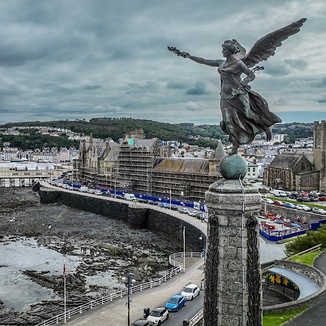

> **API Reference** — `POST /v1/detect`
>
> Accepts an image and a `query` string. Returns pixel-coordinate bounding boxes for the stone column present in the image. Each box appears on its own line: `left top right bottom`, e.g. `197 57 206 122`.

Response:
204 178 262 326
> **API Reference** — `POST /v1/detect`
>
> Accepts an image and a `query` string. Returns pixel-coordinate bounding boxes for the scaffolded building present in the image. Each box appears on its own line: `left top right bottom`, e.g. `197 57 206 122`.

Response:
74 130 225 201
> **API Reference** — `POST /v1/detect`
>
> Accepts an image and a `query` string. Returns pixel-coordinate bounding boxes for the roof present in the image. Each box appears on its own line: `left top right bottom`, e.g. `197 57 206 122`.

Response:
124 138 157 148
153 158 209 174
269 153 307 170
210 140 226 160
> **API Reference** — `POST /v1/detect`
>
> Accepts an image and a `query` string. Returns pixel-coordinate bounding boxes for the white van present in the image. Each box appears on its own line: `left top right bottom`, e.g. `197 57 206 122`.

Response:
270 189 287 197
124 193 136 201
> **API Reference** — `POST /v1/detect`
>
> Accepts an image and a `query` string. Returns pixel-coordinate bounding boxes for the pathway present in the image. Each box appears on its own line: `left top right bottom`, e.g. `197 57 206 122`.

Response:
65 257 204 325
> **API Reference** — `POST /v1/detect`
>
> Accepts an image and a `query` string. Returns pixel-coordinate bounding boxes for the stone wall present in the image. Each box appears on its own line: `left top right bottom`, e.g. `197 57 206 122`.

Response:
38 188 203 251
262 203 325 223
263 259 326 313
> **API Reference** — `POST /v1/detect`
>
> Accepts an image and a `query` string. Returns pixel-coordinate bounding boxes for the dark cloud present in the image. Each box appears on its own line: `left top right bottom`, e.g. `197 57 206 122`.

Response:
186 82 210 95
0 1 324 125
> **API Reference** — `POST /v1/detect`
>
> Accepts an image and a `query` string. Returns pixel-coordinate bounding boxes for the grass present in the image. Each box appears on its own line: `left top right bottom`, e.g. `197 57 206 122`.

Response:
265 196 325 209
288 249 324 265
263 306 307 326
262 249 325 324
277 235 305 244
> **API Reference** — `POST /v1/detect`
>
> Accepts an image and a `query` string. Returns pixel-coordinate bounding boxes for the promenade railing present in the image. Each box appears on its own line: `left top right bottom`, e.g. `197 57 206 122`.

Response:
35 265 182 326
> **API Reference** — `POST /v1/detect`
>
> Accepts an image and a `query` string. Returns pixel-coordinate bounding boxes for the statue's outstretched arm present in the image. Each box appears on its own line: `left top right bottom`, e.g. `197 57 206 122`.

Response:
167 46 220 67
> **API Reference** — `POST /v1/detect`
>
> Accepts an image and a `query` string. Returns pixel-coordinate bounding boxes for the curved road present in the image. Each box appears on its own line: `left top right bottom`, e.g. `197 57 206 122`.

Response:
284 251 326 326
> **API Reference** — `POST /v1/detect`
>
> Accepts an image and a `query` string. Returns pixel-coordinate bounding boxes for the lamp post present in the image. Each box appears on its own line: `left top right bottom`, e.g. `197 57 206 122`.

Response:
199 235 206 261
169 189 172 209
122 273 136 326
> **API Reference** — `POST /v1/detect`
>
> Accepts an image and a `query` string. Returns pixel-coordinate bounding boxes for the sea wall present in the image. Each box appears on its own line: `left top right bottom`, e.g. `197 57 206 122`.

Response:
39 188 203 251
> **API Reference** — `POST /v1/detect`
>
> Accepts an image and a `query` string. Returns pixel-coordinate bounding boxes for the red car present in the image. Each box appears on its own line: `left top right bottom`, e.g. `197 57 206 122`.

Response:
318 196 326 201
273 201 283 206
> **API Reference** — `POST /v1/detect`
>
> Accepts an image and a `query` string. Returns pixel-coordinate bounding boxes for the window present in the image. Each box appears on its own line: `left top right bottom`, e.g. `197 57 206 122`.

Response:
301 162 305 171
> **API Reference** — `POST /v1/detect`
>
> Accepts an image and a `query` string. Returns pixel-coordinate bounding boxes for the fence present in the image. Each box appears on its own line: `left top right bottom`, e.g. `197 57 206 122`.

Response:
169 251 202 271
35 265 182 326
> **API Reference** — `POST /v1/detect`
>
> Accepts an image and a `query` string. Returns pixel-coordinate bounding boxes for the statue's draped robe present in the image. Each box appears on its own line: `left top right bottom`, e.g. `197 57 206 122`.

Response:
218 63 281 146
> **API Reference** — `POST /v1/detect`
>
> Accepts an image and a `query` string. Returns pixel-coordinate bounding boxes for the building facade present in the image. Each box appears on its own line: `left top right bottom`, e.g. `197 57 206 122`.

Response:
74 130 224 201
264 120 326 192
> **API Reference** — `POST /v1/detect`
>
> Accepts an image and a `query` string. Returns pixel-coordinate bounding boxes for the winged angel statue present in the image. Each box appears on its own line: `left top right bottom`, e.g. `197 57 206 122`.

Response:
168 18 306 154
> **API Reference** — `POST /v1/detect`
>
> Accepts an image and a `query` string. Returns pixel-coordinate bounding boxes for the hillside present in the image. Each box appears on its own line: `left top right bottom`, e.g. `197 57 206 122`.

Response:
0 118 313 150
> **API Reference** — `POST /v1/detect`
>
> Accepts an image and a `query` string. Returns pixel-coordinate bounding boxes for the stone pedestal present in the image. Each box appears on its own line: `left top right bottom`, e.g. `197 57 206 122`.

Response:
204 179 262 326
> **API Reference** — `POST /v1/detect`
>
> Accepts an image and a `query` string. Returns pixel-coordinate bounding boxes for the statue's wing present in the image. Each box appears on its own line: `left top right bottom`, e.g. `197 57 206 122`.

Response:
242 18 306 68
231 39 247 60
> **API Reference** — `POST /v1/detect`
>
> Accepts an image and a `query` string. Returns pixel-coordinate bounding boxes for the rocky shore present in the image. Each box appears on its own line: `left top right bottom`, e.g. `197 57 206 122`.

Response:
0 187 181 325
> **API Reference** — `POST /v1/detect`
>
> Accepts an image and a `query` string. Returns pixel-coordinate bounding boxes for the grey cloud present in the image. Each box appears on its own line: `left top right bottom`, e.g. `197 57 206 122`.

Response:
0 1 324 125
186 82 209 96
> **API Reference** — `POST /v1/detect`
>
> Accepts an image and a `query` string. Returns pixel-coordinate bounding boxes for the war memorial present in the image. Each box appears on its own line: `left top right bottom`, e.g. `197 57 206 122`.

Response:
169 18 306 325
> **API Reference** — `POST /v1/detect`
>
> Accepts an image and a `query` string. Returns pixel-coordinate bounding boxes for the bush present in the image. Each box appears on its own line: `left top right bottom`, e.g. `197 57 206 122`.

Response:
285 225 326 256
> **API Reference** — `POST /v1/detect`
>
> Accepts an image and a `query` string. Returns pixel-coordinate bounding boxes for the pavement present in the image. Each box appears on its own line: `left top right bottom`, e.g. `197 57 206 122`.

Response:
65 257 204 326
284 250 326 326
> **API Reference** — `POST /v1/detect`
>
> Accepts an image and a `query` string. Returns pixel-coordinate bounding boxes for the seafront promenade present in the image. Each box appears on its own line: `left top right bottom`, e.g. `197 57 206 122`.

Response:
65 257 204 325
37 183 287 325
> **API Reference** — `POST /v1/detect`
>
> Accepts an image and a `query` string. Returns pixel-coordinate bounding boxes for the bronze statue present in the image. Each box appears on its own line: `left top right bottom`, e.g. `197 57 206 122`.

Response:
168 18 306 154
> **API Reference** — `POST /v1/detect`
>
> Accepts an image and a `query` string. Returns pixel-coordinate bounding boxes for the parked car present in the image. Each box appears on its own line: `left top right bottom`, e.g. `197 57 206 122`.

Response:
297 196 310 202
148 200 159 205
296 204 311 211
165 294 186 312
283 202 296 209
273 201 283 206
178 207 189 214
180 283 200 300
318 196 326 201
187 209 197 217
270 189 287 197
147 307 169 325
137 198 148 203
87 188 96 194
196 212 206 220
132 320 150 326
312 208 324 214
124 193 137 201
261 198 274 204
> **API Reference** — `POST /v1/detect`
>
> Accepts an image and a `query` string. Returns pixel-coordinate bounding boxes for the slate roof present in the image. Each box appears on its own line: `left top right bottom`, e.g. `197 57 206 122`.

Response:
210 140 226 160
153 158 209 174
269 153 305 170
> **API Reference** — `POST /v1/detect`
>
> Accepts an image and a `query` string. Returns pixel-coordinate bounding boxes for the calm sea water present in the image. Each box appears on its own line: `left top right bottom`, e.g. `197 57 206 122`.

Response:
0 237 80 311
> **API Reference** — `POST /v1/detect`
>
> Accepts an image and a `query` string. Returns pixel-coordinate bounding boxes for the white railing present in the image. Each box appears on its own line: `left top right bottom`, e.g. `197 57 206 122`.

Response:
35 265 181 326
189 308 204 325
169 251 202 271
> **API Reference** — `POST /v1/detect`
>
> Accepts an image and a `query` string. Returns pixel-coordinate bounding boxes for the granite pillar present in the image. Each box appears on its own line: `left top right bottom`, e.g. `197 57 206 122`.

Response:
204 178 262 326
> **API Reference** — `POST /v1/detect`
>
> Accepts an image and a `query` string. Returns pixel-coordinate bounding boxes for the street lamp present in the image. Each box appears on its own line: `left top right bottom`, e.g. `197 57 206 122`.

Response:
169 189 172 209
199 235 206 261
122 273 136 326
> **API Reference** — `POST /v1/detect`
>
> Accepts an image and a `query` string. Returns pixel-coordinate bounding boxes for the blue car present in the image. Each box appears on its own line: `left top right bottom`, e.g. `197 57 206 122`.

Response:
165 294 186 312
283 202 296 209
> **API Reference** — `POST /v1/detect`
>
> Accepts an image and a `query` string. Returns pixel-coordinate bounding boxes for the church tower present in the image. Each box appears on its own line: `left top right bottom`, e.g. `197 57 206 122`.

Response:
313 120 326 191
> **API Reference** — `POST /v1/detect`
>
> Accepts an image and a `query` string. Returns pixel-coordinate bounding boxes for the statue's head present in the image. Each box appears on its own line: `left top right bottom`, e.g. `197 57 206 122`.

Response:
222 40 240 55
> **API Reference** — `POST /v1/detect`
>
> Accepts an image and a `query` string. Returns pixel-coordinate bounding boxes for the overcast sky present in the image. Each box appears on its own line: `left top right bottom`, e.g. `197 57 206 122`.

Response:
0 0 325 125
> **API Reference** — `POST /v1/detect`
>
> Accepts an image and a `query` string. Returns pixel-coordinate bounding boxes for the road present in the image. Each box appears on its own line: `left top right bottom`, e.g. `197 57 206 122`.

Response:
163 295 203 325
284 250 326 326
